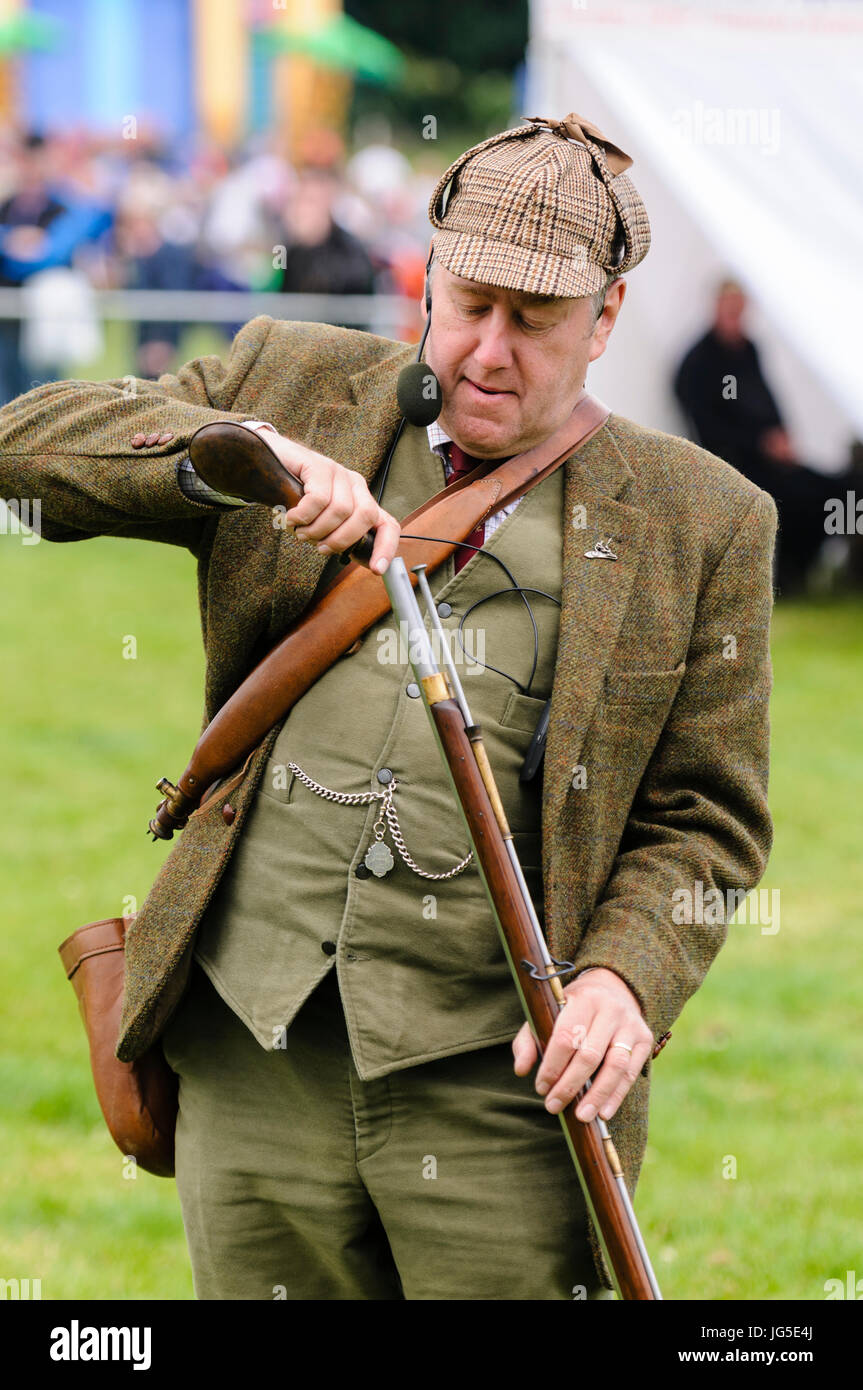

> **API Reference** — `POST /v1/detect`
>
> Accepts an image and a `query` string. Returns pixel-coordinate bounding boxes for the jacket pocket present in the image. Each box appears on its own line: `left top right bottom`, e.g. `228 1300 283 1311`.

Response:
602 663 686 705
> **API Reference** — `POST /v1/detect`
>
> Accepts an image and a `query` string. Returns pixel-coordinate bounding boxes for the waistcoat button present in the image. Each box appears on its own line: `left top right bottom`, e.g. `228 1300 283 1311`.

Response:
321 940 337 955
437 601 453 618
222 803 235 825
376 767 393 784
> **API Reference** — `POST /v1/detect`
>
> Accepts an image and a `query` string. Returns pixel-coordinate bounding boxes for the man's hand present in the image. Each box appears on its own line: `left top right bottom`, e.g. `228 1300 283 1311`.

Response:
512 968 653 1123
240 421 401 575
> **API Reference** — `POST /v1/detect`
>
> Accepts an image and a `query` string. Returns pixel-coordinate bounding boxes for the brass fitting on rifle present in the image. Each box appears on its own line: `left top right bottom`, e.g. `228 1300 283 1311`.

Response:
148 777 194 841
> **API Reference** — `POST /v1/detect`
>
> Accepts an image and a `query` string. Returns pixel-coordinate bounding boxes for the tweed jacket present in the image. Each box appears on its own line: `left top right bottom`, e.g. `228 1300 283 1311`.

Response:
0 314 776 1215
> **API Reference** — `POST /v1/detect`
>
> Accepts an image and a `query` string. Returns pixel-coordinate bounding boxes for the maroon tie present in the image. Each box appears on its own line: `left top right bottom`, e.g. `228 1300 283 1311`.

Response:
447 442 490 573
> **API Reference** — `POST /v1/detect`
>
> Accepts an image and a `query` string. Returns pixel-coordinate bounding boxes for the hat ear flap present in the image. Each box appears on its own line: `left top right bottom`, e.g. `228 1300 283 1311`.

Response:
602 171 651 275
578 137 651 276
438 175 456 220
427 122 536 229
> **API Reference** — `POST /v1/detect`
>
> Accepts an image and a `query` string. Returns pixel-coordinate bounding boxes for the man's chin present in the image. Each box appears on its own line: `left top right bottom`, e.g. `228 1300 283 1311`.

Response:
440 407 524 459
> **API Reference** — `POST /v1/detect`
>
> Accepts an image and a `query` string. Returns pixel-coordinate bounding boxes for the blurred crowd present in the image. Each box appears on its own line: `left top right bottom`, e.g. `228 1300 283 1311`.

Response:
1 125 859 594
0 122 432 396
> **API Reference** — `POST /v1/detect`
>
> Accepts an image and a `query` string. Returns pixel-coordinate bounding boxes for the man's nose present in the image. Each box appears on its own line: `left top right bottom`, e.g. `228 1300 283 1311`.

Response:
472 309 515 372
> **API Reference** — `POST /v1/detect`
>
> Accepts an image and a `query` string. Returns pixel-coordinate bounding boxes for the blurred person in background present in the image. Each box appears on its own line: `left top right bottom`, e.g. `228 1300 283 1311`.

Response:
276 162 376 320
0 130 111 401
673 279 848 595
113 168 201 380
201 135 293 292
113 164 247 379
346 141 427 341
0 132 75 402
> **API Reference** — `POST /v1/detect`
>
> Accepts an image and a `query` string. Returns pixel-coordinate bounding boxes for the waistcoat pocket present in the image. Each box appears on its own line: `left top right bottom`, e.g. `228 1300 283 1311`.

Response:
257 755 296 804
499 689 549 734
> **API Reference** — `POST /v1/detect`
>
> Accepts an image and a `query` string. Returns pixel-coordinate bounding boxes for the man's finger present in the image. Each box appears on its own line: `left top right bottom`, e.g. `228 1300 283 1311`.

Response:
292 469 356 544
575 1038 653 1121
541 1017 617 1114
534 1000 596 1095
369 510 402 574
512 1021 537 1075
283 467 334 528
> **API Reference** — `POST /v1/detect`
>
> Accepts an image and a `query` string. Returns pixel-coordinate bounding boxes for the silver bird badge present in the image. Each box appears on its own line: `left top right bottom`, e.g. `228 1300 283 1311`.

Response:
584 537 618 560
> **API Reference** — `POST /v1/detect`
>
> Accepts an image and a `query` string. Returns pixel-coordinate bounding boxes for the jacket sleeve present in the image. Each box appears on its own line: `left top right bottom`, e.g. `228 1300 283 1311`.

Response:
0 313 276 550
570 487 778 1045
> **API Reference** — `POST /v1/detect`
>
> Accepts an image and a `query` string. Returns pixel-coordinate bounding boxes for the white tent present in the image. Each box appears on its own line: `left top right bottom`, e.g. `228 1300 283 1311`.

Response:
526 0 863 470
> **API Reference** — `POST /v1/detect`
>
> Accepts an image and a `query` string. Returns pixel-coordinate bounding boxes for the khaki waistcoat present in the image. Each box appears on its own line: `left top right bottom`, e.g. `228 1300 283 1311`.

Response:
193 421 565 1079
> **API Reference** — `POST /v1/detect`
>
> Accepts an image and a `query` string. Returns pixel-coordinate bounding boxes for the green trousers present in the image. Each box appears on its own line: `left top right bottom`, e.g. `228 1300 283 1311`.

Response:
161 962 614 1301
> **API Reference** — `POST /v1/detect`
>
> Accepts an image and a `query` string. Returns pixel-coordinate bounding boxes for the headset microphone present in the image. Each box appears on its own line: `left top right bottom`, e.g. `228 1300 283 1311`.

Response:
396 359 442 427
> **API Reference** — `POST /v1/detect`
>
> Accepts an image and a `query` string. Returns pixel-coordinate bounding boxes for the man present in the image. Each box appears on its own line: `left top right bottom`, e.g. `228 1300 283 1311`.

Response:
277 164 376 308
673 278 833 593
0 130 111 403
0 113 775 1300
0 132 70 404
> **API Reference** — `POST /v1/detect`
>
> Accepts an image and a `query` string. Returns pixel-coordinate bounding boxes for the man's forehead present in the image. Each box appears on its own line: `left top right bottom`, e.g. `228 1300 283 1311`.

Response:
444 268 570 308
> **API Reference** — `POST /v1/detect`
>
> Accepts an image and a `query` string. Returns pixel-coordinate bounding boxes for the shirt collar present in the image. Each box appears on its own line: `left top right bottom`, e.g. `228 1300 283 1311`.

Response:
426 419 452 457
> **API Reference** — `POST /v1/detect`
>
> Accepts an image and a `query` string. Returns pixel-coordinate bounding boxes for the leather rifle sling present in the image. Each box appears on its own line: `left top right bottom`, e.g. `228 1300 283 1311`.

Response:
172 394 610 819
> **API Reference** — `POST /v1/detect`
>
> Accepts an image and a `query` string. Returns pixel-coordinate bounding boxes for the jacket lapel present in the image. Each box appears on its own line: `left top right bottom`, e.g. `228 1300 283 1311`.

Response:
542 419 648 867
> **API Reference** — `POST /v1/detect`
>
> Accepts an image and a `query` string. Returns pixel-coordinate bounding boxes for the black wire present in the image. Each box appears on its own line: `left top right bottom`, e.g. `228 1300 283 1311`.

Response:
457 586 560 695
399 532 560 696
373 415 407 507
373 312 432 507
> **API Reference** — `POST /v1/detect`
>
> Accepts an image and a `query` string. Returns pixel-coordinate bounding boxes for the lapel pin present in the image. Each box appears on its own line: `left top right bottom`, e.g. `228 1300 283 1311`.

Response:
584 537 618 560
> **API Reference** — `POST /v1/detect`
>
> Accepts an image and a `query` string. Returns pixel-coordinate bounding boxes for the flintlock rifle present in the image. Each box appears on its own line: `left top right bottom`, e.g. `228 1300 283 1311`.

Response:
382 556 663 1302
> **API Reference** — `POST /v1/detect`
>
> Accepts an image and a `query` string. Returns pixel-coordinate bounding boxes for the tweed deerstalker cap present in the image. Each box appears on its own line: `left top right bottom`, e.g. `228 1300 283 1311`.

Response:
428 112 651 298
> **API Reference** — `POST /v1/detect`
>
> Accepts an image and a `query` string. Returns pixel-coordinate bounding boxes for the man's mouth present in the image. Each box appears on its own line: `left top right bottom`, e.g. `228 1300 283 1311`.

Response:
465 378 514 398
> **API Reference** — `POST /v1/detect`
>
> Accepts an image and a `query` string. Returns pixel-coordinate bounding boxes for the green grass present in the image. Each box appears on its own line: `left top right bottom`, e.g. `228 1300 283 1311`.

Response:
1 527 861 1300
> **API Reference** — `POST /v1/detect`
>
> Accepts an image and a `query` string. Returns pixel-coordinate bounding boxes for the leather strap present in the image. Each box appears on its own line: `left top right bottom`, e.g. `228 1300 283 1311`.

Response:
160 395 611 825
402 391 609 525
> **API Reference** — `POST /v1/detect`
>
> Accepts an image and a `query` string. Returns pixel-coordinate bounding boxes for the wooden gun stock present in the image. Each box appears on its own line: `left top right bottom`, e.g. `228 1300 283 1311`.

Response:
189 420 378 564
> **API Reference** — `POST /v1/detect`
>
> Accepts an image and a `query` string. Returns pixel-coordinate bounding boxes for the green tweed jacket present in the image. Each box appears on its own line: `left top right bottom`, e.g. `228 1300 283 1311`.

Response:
0 314 775 1222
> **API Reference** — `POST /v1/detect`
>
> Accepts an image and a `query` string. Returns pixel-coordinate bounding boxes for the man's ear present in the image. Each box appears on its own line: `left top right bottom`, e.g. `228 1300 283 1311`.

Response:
588 279 626 364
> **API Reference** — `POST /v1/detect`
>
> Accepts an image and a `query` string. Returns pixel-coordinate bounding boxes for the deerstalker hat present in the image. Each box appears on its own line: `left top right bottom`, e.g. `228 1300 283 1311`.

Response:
427 112 651 298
